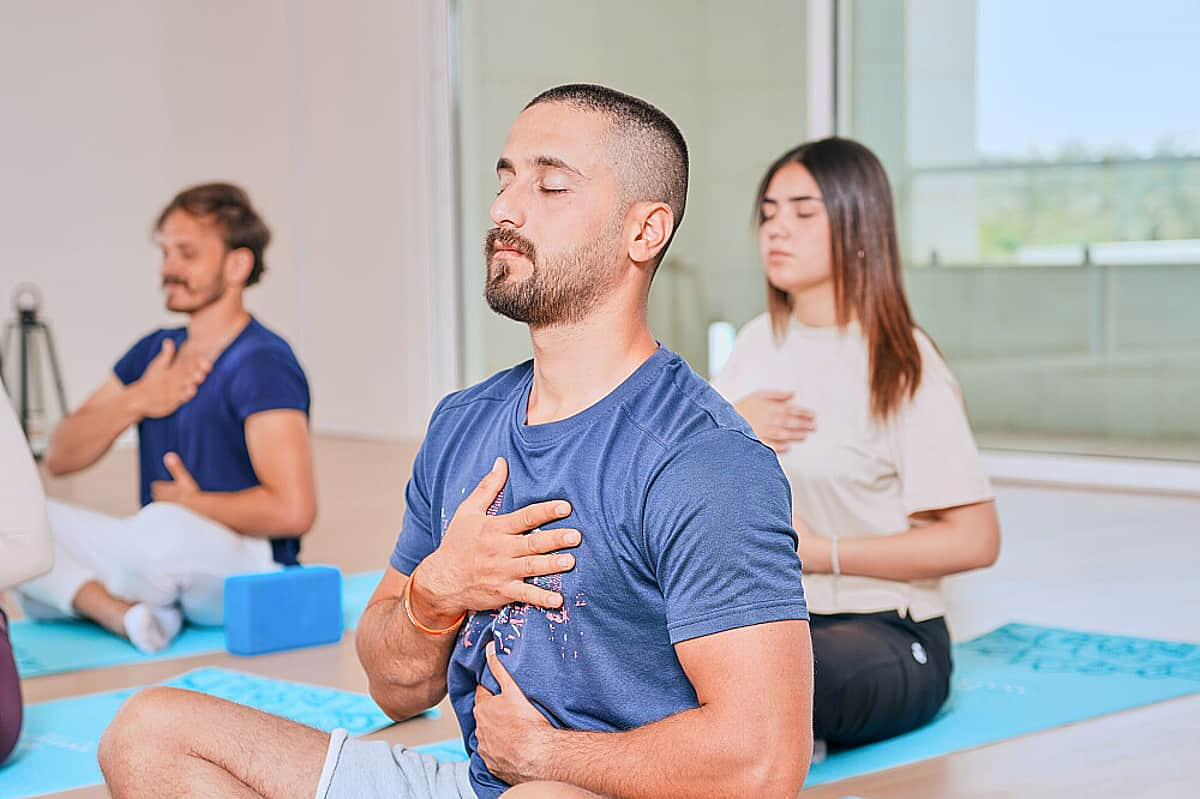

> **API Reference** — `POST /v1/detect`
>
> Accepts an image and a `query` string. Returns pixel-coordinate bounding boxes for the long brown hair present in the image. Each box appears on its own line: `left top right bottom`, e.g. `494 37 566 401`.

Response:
755 137 924 421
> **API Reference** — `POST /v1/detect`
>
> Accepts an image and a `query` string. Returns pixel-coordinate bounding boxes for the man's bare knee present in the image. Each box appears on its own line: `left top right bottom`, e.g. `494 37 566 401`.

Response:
99 686 327 799
98 687 221 777
99 686 185 781
502 781 605 799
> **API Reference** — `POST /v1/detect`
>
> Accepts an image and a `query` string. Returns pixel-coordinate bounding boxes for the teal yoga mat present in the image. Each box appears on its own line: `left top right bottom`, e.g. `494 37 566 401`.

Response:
805 622 1200 786
11 621 227 679
11 569 387 678
416 623 1200 787
0 666 430 799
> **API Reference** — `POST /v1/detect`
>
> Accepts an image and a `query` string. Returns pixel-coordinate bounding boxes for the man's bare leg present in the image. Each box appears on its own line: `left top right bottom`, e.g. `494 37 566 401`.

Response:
502 783 606 798
99 686 328 799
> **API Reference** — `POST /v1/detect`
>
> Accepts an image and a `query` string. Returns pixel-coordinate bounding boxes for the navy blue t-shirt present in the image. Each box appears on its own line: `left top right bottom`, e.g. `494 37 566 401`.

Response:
391 346 808 799
114 317 310 565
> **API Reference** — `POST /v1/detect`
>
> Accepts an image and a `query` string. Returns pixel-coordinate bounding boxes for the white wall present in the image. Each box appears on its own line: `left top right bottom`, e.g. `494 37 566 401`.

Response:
0 0 456 441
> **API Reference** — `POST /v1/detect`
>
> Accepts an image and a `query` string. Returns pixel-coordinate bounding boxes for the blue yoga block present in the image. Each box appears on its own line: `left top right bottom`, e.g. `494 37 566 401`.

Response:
223 565 344 656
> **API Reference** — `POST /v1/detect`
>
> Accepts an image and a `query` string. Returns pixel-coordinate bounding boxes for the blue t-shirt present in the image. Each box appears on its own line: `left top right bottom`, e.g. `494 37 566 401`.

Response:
391 346 808 799
114 317 310 565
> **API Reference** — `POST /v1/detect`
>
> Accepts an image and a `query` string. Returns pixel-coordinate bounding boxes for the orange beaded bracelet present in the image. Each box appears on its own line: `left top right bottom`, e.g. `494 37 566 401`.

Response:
403 567 466 636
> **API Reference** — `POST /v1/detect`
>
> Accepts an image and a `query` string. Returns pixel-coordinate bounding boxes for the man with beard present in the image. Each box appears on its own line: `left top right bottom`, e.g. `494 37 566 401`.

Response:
99 86 812 799
18 184 315 653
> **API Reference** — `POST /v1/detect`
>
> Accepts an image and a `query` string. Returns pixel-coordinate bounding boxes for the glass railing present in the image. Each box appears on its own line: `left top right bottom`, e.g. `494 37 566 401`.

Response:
898 155 1200 268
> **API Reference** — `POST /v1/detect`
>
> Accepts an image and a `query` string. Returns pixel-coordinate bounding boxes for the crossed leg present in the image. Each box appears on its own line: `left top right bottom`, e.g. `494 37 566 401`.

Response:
100 686 608 799
502 783 605 798
99 687 327 799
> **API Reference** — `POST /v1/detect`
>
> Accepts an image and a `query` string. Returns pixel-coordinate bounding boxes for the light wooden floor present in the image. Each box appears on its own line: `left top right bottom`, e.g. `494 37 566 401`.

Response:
9 437 1200 798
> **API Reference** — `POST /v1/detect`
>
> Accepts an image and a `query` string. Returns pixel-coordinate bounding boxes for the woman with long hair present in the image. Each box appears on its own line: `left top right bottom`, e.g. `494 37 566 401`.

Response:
714 137 1001 746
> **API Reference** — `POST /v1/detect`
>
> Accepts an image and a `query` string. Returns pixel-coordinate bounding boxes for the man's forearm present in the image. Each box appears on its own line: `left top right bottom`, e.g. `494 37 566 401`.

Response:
44 389 142 476
524 707 808 799
355 593 457 721
180 487 314 538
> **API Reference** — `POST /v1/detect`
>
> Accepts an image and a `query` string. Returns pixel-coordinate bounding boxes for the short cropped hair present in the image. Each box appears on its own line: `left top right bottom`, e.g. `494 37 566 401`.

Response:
526 84 689 267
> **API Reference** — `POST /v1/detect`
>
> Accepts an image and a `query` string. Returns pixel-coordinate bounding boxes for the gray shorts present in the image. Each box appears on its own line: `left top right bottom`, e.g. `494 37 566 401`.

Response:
315 729 477 799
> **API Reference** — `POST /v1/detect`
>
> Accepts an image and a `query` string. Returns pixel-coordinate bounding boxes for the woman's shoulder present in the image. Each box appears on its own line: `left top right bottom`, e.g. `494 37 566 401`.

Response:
734 312 774 345
912 327 964 396
712 313 775 397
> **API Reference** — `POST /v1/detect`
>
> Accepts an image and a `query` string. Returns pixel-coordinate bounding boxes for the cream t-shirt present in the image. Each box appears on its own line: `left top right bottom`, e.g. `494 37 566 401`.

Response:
0 384 53 589
712 313 993 621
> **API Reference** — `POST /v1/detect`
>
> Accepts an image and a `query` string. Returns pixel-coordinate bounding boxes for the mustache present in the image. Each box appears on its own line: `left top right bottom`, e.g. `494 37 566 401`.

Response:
161 276 188 288
485 227 536 263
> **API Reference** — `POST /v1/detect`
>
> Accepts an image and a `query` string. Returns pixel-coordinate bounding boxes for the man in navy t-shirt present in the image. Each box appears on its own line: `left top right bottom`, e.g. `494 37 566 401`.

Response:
99 87 813 799
19 183 315 654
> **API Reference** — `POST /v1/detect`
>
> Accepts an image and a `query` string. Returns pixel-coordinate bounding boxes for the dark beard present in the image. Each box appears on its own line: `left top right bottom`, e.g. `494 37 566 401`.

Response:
163 275 226 313
483 224 621 328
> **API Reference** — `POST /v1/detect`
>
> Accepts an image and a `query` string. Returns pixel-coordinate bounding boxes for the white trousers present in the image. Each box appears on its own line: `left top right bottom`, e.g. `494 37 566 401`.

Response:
19 500 278 626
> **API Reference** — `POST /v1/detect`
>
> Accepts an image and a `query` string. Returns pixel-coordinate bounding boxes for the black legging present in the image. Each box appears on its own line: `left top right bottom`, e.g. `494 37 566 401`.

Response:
811 610 952 746
1 608 21 764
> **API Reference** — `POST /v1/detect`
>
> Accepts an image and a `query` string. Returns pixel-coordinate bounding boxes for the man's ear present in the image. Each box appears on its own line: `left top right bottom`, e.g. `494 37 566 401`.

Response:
225 247 254 286
627 202 675 267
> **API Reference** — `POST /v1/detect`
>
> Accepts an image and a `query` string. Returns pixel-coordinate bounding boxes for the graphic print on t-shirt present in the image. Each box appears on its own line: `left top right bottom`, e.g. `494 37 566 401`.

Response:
388 347 810 799
452 484 588 659
456 486 504 652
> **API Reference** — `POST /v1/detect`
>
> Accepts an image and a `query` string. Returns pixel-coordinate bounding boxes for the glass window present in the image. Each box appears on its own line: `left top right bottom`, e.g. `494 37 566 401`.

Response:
841 0 1200 460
